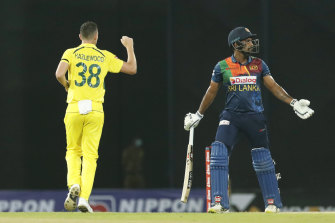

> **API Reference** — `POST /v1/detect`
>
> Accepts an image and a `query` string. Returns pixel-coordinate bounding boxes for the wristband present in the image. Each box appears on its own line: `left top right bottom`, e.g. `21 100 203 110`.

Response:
196 111 204 118
290 99 297 107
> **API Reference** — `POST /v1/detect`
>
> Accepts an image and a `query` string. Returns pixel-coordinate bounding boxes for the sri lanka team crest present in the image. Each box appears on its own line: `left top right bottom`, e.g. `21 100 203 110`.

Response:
230 76 256 85
249 65 258 71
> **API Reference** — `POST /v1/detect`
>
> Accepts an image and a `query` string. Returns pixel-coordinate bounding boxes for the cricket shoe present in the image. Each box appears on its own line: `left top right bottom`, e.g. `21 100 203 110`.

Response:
78 197 93 213
208 204 229 213
265 205 280 213
64 184 80 211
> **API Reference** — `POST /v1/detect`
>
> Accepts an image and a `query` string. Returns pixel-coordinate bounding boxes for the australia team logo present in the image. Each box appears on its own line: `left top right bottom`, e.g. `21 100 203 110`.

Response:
230 76 256 85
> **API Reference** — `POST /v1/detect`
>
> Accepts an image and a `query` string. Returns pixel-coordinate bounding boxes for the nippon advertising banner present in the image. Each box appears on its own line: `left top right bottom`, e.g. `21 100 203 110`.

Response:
0 189 333 212
0 189 256 212
0 189 204 212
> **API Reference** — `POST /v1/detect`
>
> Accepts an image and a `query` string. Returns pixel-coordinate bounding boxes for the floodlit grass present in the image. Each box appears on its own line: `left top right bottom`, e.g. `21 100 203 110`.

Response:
0 212 335 223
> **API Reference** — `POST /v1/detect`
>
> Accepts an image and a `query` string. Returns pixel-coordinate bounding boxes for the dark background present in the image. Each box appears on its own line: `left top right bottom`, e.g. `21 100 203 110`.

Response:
1 0 334 197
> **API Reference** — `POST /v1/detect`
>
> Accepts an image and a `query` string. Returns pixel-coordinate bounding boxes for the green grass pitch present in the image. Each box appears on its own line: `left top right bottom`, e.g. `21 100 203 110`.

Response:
0 212 335 223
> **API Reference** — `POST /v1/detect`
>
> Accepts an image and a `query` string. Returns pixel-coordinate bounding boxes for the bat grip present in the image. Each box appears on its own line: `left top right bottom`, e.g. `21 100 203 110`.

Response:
189 127 194 145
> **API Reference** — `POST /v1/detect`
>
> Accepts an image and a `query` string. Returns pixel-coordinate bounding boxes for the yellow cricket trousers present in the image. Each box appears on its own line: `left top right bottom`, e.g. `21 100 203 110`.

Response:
64 103 104 200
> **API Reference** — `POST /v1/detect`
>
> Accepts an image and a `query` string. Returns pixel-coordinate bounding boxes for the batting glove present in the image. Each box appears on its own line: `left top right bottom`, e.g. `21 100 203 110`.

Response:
290 99 314 119
184 111 204 131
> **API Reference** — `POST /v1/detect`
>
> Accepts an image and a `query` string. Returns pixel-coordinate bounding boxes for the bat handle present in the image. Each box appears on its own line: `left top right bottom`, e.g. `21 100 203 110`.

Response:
189 127 194 146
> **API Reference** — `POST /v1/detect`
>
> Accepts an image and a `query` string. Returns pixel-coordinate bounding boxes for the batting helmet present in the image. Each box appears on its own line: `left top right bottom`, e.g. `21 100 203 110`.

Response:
228 27 259 53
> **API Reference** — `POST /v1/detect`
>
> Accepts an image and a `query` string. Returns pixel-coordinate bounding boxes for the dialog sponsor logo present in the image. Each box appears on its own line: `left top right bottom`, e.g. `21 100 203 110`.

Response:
230 76 256 85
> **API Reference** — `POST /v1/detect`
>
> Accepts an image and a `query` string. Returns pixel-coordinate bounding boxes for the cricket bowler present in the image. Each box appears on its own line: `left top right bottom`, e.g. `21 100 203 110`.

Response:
55 21 137 213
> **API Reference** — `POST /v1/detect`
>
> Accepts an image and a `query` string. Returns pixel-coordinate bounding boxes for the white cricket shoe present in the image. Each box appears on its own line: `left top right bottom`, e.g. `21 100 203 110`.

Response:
64 184 80 211
208 203 229 213
265 205 280 213
78 197 93 213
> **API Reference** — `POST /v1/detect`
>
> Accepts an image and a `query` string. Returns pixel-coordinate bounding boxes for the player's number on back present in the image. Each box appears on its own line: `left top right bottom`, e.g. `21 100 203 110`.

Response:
75 62 101 88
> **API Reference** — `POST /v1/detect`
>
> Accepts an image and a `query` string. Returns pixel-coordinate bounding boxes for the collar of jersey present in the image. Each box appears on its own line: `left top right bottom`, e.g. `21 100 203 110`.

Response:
80 43 97 48
231 54 252 65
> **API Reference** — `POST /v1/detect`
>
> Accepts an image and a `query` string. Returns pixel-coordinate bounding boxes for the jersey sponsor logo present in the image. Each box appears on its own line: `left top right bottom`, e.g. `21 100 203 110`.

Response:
230 76 256 85
219 120 230 125
249 65 258 71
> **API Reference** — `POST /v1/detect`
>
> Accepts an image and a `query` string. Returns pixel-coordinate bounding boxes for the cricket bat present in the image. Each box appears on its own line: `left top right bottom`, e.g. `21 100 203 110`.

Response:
181 127 194 203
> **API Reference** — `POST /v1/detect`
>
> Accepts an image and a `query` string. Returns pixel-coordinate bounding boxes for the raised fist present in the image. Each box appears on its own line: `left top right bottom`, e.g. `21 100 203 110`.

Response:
120 36 134 48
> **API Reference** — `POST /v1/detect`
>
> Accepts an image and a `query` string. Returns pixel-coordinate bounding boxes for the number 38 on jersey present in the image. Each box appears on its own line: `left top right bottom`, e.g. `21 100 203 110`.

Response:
75 62 101 88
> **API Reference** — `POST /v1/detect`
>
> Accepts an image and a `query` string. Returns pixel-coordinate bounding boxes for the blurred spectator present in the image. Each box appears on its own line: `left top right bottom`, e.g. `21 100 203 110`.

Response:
122 137 145 188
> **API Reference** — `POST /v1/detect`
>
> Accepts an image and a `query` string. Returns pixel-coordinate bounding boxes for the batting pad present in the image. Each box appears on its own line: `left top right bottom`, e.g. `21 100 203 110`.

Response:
251 148 282 208
210 141 229 209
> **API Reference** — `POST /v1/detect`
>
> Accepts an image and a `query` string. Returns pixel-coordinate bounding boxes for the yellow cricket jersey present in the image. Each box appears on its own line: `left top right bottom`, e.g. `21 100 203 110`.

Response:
61 43 124 104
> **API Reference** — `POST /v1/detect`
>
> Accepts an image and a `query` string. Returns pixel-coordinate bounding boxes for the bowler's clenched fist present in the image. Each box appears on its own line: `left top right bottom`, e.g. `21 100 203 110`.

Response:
121 36 134 48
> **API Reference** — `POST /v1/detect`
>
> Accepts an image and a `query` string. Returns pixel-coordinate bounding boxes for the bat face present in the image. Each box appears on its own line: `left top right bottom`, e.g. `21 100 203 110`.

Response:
181 144 194 203
186 145 193 189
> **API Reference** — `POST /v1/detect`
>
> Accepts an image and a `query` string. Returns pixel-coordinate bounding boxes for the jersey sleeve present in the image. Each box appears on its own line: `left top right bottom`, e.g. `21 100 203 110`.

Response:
105 51 124 73
211 63 223 83
61 49 72 64
261 60 271 77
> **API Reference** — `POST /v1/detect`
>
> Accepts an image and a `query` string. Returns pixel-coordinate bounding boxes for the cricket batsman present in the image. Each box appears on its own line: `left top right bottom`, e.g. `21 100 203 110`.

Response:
55 21 137 213
184 27 314 213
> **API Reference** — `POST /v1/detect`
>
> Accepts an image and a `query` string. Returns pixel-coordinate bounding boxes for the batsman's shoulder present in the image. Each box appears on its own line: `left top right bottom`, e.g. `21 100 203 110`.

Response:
215 57 230 67
250 56 262 62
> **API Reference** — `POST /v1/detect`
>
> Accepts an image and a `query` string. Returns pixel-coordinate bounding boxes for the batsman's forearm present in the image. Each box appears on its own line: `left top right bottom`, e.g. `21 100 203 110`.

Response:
126 47 137 74
271 83 293 104
198 88 217 114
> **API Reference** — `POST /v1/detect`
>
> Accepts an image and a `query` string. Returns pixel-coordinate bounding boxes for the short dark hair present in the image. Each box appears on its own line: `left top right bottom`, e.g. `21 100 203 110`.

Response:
80 21 98 40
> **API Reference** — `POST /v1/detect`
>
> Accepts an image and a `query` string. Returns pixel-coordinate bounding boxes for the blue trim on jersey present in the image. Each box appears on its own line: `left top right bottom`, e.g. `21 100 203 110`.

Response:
211 63 223 83
261 60 271 76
